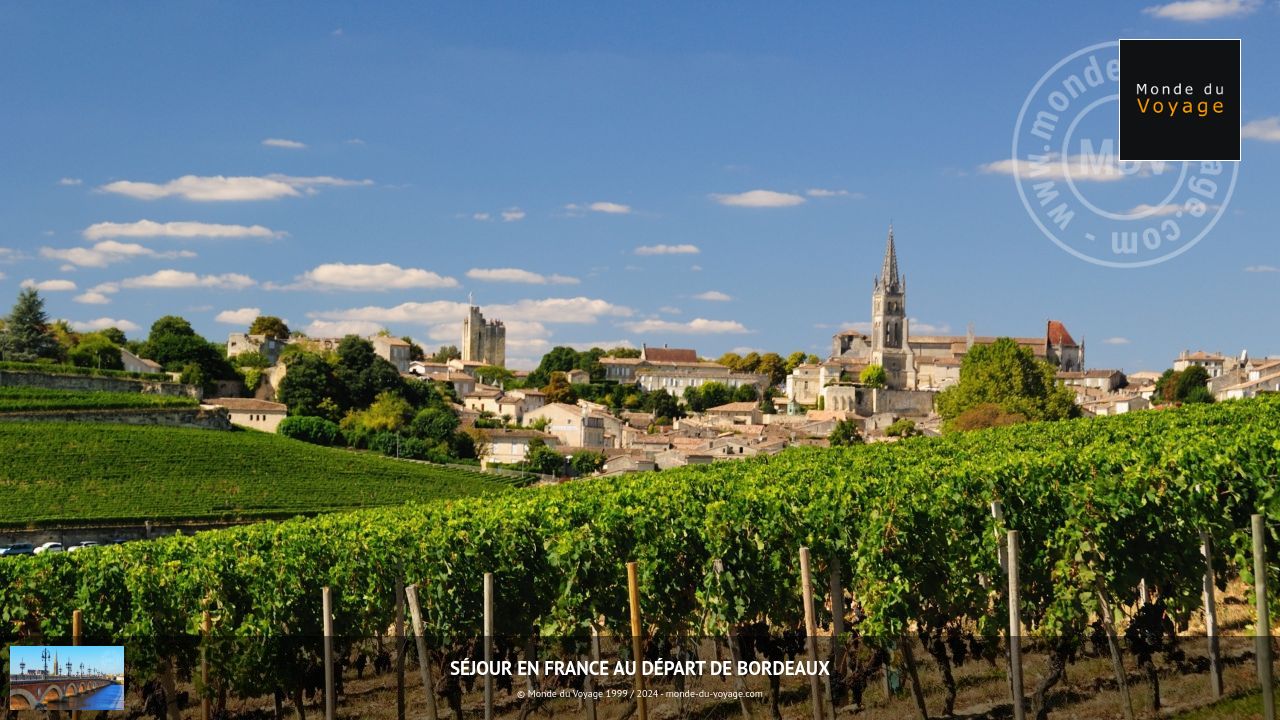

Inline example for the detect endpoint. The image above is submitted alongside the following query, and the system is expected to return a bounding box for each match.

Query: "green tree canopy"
[828,418,864,446]
[859,364,887,389]
[542,371,578,404]
[248,315,290,339]
[0,288,60,362]
[278,352,344,420]
[335,335,403,408]
[67,332,124,370]
[935,338,1079,431]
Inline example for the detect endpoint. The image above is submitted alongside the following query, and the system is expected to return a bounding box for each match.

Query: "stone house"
[478,428,558,466]
[372,336,412,373]
[119,348,163,375]
[208,397,288,432]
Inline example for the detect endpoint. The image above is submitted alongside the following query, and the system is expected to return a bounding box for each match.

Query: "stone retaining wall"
[0,405,231,430]
[0,369,200,398]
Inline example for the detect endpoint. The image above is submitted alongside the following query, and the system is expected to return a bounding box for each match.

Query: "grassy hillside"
[0,386,198,412]
[0,422,512,527]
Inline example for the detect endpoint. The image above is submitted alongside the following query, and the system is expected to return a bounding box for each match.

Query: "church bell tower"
[869,225,913,389]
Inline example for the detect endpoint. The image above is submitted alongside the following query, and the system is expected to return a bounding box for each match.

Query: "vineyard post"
[1006,530,1025,720]
[404,584,439,720]
[323,586,335,720]
[626,561,649,720]
[713,559,754,720]
[992,502,1015,704]
[484,572,494,720]
[395,579,407,720]
[1094,581,1135,720]
[1201,531,1222,699]
[1253,514,1275,720]
[798,547,825,720]
[827,557,842,718]
[584,623,600,720]
[201,609,211,720]
[72,609,81,720]
[899,634,928,720]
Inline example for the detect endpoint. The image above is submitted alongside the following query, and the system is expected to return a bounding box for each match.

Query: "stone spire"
[877,224,901,293]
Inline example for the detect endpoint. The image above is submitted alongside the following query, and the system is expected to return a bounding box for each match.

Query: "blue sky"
[9,645,123,676]
[0,2,1276,371]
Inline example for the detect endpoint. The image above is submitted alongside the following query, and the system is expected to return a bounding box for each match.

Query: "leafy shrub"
[277,415,345,446]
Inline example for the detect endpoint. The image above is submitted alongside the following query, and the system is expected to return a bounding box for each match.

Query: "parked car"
[0,542,35,556]
[33,542,64,554]
[68,541,100,553]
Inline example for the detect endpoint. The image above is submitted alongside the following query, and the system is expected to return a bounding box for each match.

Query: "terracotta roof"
[706,402,760,413]
[479,428,557,440]
[1180,351,1226,361]
[208,397,287,412]
[641,346,699,363]
[1046,320,1076,346]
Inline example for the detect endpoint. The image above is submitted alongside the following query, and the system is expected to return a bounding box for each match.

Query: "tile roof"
[641,346,699,363]
[208,397,288,412]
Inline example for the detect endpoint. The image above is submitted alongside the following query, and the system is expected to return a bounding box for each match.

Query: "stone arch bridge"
[9,675,116,711]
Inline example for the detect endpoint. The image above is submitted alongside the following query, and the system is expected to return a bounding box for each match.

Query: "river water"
[50,683,124,711]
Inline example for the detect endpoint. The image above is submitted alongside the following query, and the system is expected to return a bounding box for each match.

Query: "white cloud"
[279,263,459,291]
[501,207,526,222]
[262,138,307,149]
[1143,0,1259,21]
[83,219,282,241]
[0,247,24,263]
[0,271,5,280]
[69,317,140,332]
[1242,117,1280,142]
[694,290,732,302]
[1245,265,1279,273]
[620,318,749,335]
[345,138,366,145]
[980,154,1171,183]
[472,212,492,221]
[303,319,385,337]
[73,291,111,305]
[635,244,700,256]
[806,188,864,199]
[1103,337,1132,345]
[566,339,635,351]
[98,174,372,201]
[658,306,681,315]
[589,201,632,214]
[122,270,255,290]
[466,268,579,285]
[310,297,632,327]
[20,278,77,292]
[41,241,197,268]
[215,307,263,325]
[59,177,83,186]
[711,189,806,208]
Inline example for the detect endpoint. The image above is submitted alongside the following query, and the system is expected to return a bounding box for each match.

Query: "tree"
[543,372,578,404]
[828,418,864,446]
[428,345,461,363]
[142,315,236,388]
[785,351,808,374]
[759,387,777,414]
[570,450,606,476]
[527,346,579,387]
[684,382,733,412]
[49,320,79,361]
[885,418,920,438]
[335,335,404,408]
[948,403,1027,432]
[1175,365,1213,403]
[410,406,460,443]
[859,364,887,389]
[278,416,345,446]
[646,389,685,422]
[732,384,758,402]
[757,352,787,386]
[99,327,128,346]
[68,332,124,370]
[475,365,515,387]
[0,288,60,362]
[278,352,344,420]
[354,391,415,432]
[524,438,565,476]
[935,338,1079,431]
[248,315,290,339]
[401,336,425,362]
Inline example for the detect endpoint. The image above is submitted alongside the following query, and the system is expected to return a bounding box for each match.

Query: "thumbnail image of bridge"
[9,673,121,711]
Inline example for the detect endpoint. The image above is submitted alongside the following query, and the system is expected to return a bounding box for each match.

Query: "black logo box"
[1119,39,1240,162]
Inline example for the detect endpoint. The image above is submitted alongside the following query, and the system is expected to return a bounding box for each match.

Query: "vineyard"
[0,360,168,381]
[0,386,198,412]
[3,397,1280,719]
[0,423,512,527]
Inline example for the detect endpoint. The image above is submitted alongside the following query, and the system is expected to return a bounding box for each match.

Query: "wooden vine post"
[827,557,842,719]
[1201,531,1222,699]
[72,609,82,720]
[1254,514,1275,720]
[626,561,649,720]
[404,584,439,720]
[395,579,407,720]
[798,547,825,720]
[483,572,495,720]
[1093,581,1135,720]
[1006,530,1026,720]
[323,586,335,720]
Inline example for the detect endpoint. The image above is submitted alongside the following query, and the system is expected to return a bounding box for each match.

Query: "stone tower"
[461,303,506,367]
[869,225,914,390]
